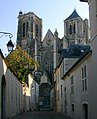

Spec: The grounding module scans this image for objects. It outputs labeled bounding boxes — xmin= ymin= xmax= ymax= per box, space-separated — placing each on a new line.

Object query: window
xmin=23 ymin=23 xmax=25 ymax=37
xmin=71 ymin=104 xmax=74 ymax=112
xmin=69 ymin=25 xmax=72 ymax=34
xmin=64 ymin=87 xmax=67 ymax=106
xmin=65 ymin=108 xmax=67 ymax=114
xmin=26 ymin=22 xmax=29 ymax=33
xmin=73 ymin=24 xmax=76 ymax=33
xmin=82 ymin=65 xmax=87 ymax=91
xmin=60 ymin=65 xmax=63 ymax=78
xmin=71 ymin=75 xmax=74 ymax=85
xmin=71 ymin=75 xmax=74 ymax=95
xmin=63 ymin=61 xmax=64 ymax=77
xmin=57 ymin=72 xmax=60 ymax=83
xmin=35 ymin=24 xmax=38 ymax=37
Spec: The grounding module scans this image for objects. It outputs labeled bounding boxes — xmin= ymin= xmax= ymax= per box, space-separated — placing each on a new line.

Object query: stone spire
xmin=54 ymin=29 xmax=58 ymax=38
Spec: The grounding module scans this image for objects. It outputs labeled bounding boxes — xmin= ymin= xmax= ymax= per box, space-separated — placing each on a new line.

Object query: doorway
xmin=83 ymin=103 xmax=88 ymax=119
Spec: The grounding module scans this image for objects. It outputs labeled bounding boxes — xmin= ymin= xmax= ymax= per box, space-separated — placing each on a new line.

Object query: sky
xmin=0 ymin=0 xmax=89 ymax=56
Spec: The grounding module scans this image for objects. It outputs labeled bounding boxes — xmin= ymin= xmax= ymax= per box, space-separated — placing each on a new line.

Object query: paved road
xmin=13 ymin=111 xmax=70 ymax=119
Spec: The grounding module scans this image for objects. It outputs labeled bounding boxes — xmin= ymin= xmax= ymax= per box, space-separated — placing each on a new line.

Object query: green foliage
xmin=5 ymin=45 xmax=39 ymax=83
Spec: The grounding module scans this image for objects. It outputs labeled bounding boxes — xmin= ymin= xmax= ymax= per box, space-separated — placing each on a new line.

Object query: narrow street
xmin=13 ymin=111 xmax=70 ymax=119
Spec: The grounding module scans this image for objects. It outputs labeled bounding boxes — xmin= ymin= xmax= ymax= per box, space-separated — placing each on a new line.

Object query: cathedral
xmin=16 ymin=9 xmax=90 ymax=109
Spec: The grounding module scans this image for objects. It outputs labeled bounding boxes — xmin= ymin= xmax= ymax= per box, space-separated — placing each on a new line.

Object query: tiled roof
xmin=65 ymin=9 xmax=80 ymax=20
xmin=62 ymin=50 xmax=92 ymax=79
xmin=59 ymin=44 xmax=91 ymax=58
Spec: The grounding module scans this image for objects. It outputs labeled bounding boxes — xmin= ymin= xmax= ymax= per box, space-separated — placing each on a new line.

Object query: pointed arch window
xmin=73 ymin=24 xmax=76 ymax=33
xmin=35 ymin=24 xmax=38 ymax=37
xmin=23 ymin=23 xmax=25 ymax=37
xmin=26 ymin=22 xmax=29 ymax=32
xmin=69 ymin=25 xmax=72 ymax=34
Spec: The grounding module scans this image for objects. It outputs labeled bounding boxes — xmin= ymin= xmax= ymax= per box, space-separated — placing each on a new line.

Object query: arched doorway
xmin=83 ymin=103 xmax=88 ymax=119
xmin=1 ymin=75 xmax=6 ymax=119
xmin=39 ymin=83 xmax=51 ymax=110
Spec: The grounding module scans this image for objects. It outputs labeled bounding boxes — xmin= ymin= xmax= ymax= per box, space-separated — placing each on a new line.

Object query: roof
xmin=65 ymin=9 xmax=81 ymax=21
xmin=59 ymin=44 xmax=91 ymax=58
xmin=62 ymin=50 xmax=92 ymax=79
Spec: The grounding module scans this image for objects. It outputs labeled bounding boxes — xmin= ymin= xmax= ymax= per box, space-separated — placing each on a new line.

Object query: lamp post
xmin=0 ymin=32 xmax=14 ymax=52
xmin=6 ymin=40 xmax=14 ymax=52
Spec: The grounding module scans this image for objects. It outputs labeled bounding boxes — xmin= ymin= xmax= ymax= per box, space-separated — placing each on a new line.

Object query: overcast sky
xmin=0 ymin=0 xmax=89 ymax=55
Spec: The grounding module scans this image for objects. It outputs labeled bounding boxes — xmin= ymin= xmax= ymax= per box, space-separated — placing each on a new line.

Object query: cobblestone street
xmin=13 ymin=111 xmax=70 ymax=119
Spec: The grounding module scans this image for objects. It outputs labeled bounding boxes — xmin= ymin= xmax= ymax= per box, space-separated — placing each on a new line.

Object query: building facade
xmin=0 ymin=49 xmax=37 ymax=119
xmin=62 ymin=51 xmax=91 ymax=119
xmin=16 ymin=10 xmax=90 ymax=111
xmin=17 ymin=11 xmax=42 ymax=64
xmin=16 ymin=9 xmax=90 ymax=78
xmin=52 ymin=0 xmax=97 ymax=119
xmin=28 ymin=74 xmax=39 ymax=110
xmin=63 ymin=9 xmax=90 ymax=46
xmin=0 ymin=50 xmax=23 ymax=119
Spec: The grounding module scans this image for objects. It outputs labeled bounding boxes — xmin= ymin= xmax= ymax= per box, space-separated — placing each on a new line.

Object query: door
xmin=83 ymin=104 xmax=88 ymax=119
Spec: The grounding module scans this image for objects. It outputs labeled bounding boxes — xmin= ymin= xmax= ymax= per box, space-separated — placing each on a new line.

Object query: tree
xmin=5 ymin=45 xmax=39 ymax=83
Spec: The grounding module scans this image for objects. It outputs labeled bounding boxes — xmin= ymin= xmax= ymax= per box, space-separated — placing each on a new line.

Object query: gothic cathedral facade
xmin=16 ymin=10 xmax=90 ymax=83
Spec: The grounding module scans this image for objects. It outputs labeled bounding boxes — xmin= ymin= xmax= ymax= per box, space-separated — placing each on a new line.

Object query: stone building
xmin=63 ymin=9 xmax=90 ymax=46
xmin=16 ymin=9 xmax=90 ymax=110
xmin=16 ymin=9 xmax=89 ymax=81
xmin=41 ymin=29 xmax=62 ymax=81
xmin=0 ymin=49 xmax=37 ymax=118
xmin=17 ymin=11 xmax=42 ymax=64
xmin=51 ymin=0 xmax=97 ymax=119
xmin=52 ymin=44 xmax=90 ymax=114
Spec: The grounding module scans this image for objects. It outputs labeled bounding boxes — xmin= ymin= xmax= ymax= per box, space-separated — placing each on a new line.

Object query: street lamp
xmin=0 ymin=32 xmax=14 ymax=52
xmin=6 ymin=40 xmax=14 ymax=52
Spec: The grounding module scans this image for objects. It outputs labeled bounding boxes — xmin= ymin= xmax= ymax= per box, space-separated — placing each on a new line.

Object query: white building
xmin=0 ymin=49 xmax=39 ymax=119
xmin=62 ymin=51 xmax=91 ymax=119
xmin=52 ymin=0 xmax=97 ymax=119
xmin=28 ymin=74 xmax=39 ymax=110
xmin=80 ymin=0 xmax=97 ymax=118
xmin=0 ymin=49 xmax=24 ymax=119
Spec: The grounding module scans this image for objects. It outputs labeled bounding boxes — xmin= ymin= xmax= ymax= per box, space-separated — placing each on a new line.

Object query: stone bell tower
xmin=16 ymin=11 xmax=42 ymax=64
xmin=64 ymin=9 xmax=90 ymax=46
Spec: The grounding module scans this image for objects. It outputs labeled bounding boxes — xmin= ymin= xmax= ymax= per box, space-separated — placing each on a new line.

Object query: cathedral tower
xmin=17 ymin=11 xmax=42 ymax=64
xmin=64 ymin=9 xmax=90 ymax=46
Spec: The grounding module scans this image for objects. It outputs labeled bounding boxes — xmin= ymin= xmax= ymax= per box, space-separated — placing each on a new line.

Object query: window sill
xmin=82 ymin=90 xmax=88 ymax=94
